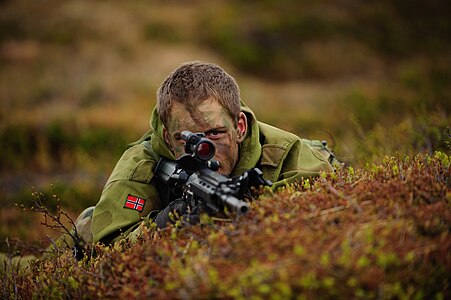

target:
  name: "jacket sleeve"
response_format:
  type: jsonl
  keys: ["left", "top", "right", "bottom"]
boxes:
{"left": 91, "top": 142, "right": 163, "bottom": 243}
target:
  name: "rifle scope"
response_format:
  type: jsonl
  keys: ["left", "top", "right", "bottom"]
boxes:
{"left": 181, "top": 131, "right": 215, "bottom": 162}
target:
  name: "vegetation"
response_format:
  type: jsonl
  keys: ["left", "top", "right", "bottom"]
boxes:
{"left": 2, "top": 152, "right": 450, "bottom": 299}
{"left": 0, "top": 0, "right": 449, "bottom": 298}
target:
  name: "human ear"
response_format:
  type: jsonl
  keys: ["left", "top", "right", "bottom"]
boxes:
{"left": 236, "top": 112, "right": 247, "bottom": 143}
{"left": 163, "top": 127, "right": 174, "bottom": 151}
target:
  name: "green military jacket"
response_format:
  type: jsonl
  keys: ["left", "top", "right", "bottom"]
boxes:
{"left": 91, "top": 102, "right": 333, "bottom": 243}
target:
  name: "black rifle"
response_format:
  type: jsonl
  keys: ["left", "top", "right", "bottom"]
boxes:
{"left": 155, "top": 131, "right": 272, "bottom": 214}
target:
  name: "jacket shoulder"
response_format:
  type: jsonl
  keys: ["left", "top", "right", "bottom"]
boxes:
{"left": 107, "top": 140, "right": 159, "bottom": 184}
{"left": 258, "top": 121, "right": 302, "bottom": 167}
{"left": 257, "top": 121, "right": 332, "bottom": 184}
{"left": 258, "top": 121, "right": 299, "bottom": 146}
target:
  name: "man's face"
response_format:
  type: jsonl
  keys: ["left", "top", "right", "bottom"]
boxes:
{"left": 163, "top": 98, "right": 247, "bottom": 176}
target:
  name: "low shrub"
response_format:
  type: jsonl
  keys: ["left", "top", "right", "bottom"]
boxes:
{"left": 2, "top": 152, "right": 449, "bottom": 299}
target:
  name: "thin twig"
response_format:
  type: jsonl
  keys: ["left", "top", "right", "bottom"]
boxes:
{"left": 29, "top": 190, "right": 82, "bottom": 252}
{"left": 6, "top": 238, "right": 18, "bottom": 300}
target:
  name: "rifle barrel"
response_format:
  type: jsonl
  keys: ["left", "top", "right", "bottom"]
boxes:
{"left": 219, "top": 194, "right": 249, "bottom": 214}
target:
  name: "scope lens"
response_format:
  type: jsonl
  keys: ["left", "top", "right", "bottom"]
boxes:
{"left": 196, "top": 142, "right": 213, "bottom": 160}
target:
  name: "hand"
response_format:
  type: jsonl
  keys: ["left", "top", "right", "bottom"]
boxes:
{"left": 154, "top": 199, "right": 188, "bottom": 228}
{"left": 154, "top": 200, "right": 204, "bottom": 229}
{"left": 180, "top": 204, "right": 202, "bottom": 226}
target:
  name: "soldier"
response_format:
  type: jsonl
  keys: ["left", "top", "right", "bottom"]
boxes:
{"left": 90, "top": 61, "right": 336, "bottom": 244}
{"left": 2, "top": 61, "right": 337, "bottom": 272}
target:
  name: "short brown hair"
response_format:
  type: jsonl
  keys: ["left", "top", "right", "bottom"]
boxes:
{"left": 157, "top": 61, "right": 241, "bottom": 127}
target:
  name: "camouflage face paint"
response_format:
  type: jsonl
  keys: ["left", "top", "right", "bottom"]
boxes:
{"left": 165, "top": 98, "right": 243, "bottom": 176}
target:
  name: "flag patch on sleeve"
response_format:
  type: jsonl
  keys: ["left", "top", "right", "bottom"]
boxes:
{"left": 124, "top": 195, "right": 145, "bottom": 212}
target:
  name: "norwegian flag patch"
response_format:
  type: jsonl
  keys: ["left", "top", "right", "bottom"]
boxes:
{"left": 124, "top": 195, "right": 145, "bottom": 212}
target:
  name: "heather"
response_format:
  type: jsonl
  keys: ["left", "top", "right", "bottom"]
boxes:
{"left": 2, "top": 152, "right": 449, "bottom": 299}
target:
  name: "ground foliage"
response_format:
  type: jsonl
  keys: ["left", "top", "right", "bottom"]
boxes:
{"left": 2, "top": 152, "right": 449, "bottom": 299}
{"left": 1, "top": 0, "right": 450, "bottom": 247}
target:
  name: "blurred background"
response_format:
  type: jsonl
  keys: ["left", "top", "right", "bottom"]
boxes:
{"left": 1, "top": 0, "right": 450, "bottom": 249}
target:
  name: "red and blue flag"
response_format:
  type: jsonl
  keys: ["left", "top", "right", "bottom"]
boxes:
{"left": 124, "top": 195, "right": 145, "bottom": 212}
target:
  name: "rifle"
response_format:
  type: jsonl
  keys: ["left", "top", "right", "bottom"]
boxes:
{"left": 155, "top": 131, "right": 272, "bottom": 215}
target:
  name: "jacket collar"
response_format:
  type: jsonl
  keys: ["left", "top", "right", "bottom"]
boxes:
{"left": 230, "top": 101, "right": 262, "bottom": 176}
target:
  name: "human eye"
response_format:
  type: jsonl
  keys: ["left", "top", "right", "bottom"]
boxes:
{"left": 206, "top": 129, "right": 223, "bottom": 139}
